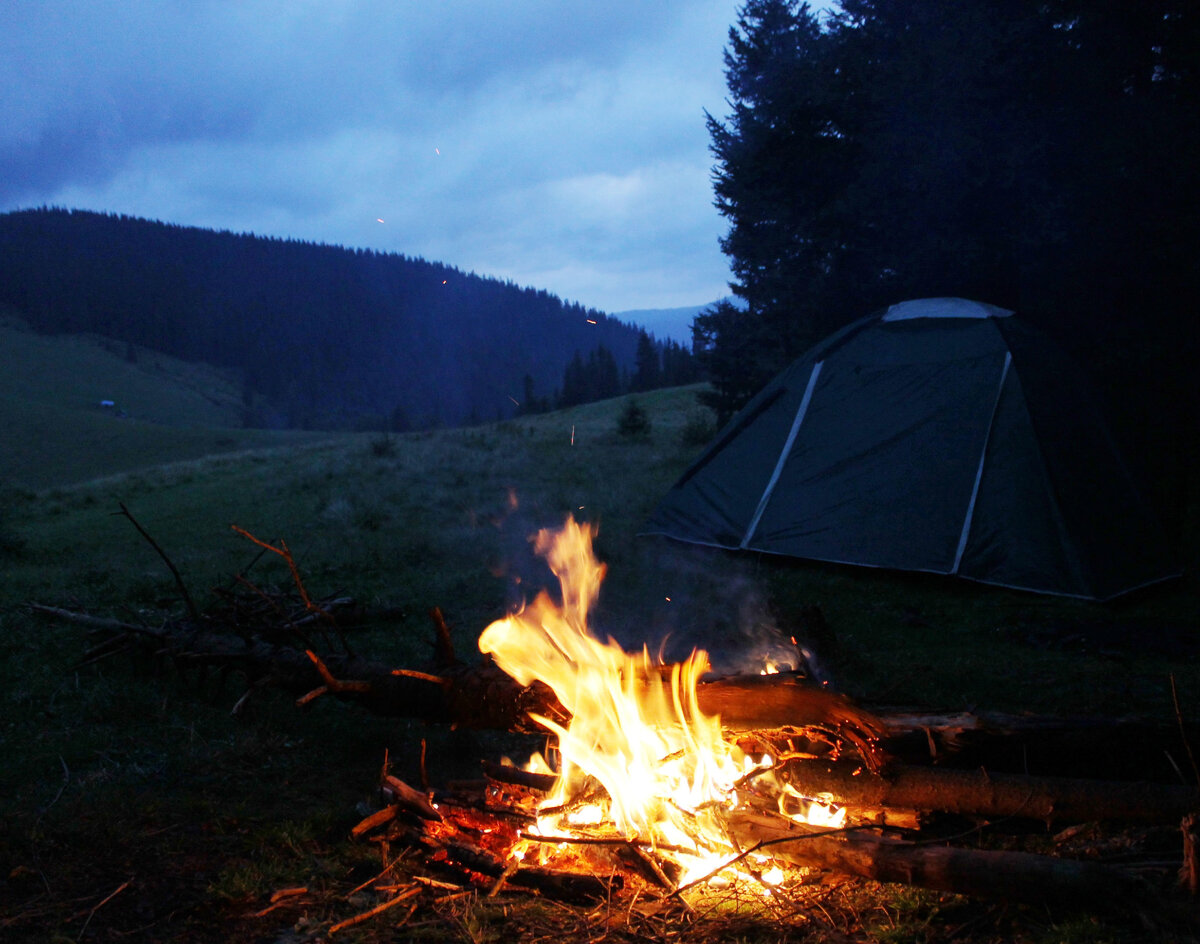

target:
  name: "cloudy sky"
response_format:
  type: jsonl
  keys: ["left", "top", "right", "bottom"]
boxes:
{"left": 1, "top": 1, "right": 748, "bottom": 314}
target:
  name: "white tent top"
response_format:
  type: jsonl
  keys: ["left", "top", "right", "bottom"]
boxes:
{"left": 882, "top": 297, "right": 1013, "bottom": 321}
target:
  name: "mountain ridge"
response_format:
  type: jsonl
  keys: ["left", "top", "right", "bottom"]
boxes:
{"left": 0, "top": 207, "right": 672, "bottom": 430}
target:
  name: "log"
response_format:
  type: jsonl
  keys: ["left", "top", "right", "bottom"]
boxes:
{"left": 724, "top": 811, "right": 1150, "bottom": 906}
{"left": 779, "top": 760, "right": 1200, "bottom": 826}
{"left": 34, "top": 605, "right": 882, "bottom": 741}
{"left": 876, "top": 707, "right": 1200, "bottom": 782}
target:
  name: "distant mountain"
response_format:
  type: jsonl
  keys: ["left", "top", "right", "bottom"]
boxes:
{"left": 0, "top": 208, "right": 665, "bottom": 429}
{"left": 614, "top": 299, "right": 739, "bottom": 347}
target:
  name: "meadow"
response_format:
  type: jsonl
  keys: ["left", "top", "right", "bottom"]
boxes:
{"left": 1, "top": 333, "right": 1196, "bottom": 942}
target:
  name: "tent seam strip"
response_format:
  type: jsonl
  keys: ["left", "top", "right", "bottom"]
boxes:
{"left": 951, "top": 351, "right": 1012, "bottom": 573}
{"left": 740, "top": 360, "right": 824, "bottom": 549}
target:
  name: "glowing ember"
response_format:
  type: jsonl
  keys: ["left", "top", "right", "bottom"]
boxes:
{"left": 478, "top": 516, "right": 844, "bottom": 887}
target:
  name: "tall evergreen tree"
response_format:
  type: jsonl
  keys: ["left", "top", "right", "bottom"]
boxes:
{"left": 699, "top": 0, "right": 847, "bottom": 418}
{"left": 703, "top": 0, "right": 1199, "bottom": 434}
{"left": 631, "top": 331, "right": 662, "bottom": 392}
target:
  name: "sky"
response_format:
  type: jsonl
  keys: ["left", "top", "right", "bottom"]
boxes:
{"left": 1, "top": 1, "right": 746, "bottom": 314}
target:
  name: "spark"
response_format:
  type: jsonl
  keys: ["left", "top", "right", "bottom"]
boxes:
{"left": 508, "top": 396, "right": 520, "bottom": 406}
{"left": 376, "top": 218, "right": 385, "bottom": 223}
{"left": 586, "top": 318, "right": 597, "bottom": 325}
{"left": 435, "top": 147, "right": 441, "bottom": 155}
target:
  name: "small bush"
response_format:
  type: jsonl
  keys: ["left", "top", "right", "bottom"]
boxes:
{"left": 0, "top": 483, "right": 29, "bottom": 557}
{"left": 369, "top": 434, "right": 397, "bottom": 458}
{"left": 617, "top": 399, "right": 652, "bottom": 440}
{"left": 681, "top": 408, "right": 717, "bottom": 446}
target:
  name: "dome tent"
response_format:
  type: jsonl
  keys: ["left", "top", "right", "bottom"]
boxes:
{"left": 644, "top": 298, "right": 1178, "bottom": 600}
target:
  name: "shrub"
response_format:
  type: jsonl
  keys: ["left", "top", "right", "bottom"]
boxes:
{"left": 680, "top": 409, "right": 717, "bottom": 447}
{"left": 369, "top": 434, "right": 397, "bottom": 458}
{"left": 617, "top": 399, "right": 651, "bottom": 440}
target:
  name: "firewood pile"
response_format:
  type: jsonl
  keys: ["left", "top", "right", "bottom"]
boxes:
{"left": 30, "top": 512, "right": 1200, "bottom": 939}
{"left": 340, "top": 741, "right": 1186, "bottom": 910}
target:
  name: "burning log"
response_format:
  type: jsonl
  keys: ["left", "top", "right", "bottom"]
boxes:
{"left": 776, "top": 760, "right": 1200, "bottom": 827}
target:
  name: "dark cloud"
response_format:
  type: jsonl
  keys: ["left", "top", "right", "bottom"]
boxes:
{"left": 0, "top": 1, "right": 739, "bottom": 310}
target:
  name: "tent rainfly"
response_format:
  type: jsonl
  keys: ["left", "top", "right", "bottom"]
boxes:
{"left": 644, "top": 298, "right": 1179, "bottom": 600}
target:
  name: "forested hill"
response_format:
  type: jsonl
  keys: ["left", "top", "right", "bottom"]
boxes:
{"left": 0, "top": 207, "right": 654, "bottom": 429}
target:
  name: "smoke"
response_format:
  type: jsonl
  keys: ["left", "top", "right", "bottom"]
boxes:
{"left": 605, "top": 539, "right": 835, "bottom": 685}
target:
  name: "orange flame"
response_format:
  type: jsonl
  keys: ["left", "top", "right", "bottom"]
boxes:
{"left": 478, "top": 517, "right": 844, "bottom": 884}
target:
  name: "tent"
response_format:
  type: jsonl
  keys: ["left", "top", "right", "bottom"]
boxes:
{"left": 643, "top": 298, "right": 1179, "bottom": 600}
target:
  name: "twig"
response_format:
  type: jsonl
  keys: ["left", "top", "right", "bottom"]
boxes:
{"left": 231, "top": 524, "right": 353, "bottom": 655}
{"left": 487, "top": 860, "right": 521, "bottom": 897}
{"left": 391, "top": 668, "right": 449, "bottom": 685}
{"left": 76, "top": 879, "right": 130, "bottom": 941}
{"left": 301, "top": 649, "right": 371, "bottom": 701}
{"left": 117, "top": 504, "right": 199, "bottom": 622}
{"left": 624, "top": 842, "right": 678, "bottom": 893}
{"left": 1181, "top": 813, "right": 1199, "bottom": 896}
{"left": 29, "top": 604, "right": 142, "bottom": 634}
{"left": 352, "top": 805, "right": 400, "bottom": 837}
{"left": 1169, "top": 673, "right": 1200, "bottom": 788}
{"left": 43, "top": 755, "right": 70, "bottom": 815}
{"left": 250, "top": 887, "right": 309, "bottom": 918}
{"left": 328, "top": 885, "right": 421, "bottom": 935}
{"left": 519, "top": 832, "right": 695, "bottom": 857}
{"left": 669, "top": 825, "right": 870, "bottom": 898}
{"left": 430, "top": 607, "right": 458, "bottom": 666}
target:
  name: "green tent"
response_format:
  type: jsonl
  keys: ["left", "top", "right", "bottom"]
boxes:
{"left": 644, "top": 298, "right": 1178, "bottom": 600}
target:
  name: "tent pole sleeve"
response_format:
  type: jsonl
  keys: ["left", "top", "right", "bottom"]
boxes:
{"left": 952, "top": 352, "right": 1012, "bottom": 573}
{"left": 740, "top": 360, "right": 824, "bottom": 549}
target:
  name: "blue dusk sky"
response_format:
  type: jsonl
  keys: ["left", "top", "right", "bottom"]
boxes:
{"left": 1, "top": 1, "right": 755, "bottom": 313}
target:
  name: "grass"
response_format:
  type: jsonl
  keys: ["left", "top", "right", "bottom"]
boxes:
{"left": 0, "top": 313, "right": 333, "bottom": 488}
{"left": 0, "top": 379, "right": 1197, "bottom": 942}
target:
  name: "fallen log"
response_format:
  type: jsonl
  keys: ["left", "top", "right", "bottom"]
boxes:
{"left": 724, "top": 811, "right": 1151, "bottom": 907}
{"left": 779, "top": 760, "right": 1200, "bottom": 827}
{"left": 876, "top": 707, "right": 1200, "bottom": 783}
{"left": 31, "top": 604, "right": 883, "bottom": 746}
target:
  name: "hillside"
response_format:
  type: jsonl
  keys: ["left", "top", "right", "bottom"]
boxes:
{"left": 0, "top": 208, "right": 669, "bottom": 430}
{"left": 0, "top": 313, "right": 329, "bottom": 489}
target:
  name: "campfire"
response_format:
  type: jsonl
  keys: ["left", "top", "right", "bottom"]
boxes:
{"left": 476, "top": 516, "right": 846, "bottom": 888}
{"left": 346, "top": 517, "right": 1172, "bottom": 917}
{"left": 348, "top": 515, "right": 866, "bottom": 912}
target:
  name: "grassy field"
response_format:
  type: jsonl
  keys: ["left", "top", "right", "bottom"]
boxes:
{"left": 1, "top": 378, "right": 1197, "bottom": 942}
{"left": 0, "top": 313, "right": 332, "bottom": 488}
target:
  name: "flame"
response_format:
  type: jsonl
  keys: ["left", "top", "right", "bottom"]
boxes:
{"left": 478, "top": 517, "right": 844, "bottom": 886}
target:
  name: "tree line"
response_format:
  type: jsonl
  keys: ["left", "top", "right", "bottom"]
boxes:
{"left": 0, "top": 208, "right": 697, "bottom": 429}
{"left": 697, "top": 0, "right": 1198, "bottom": 518}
